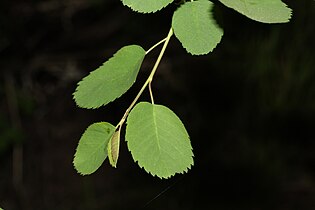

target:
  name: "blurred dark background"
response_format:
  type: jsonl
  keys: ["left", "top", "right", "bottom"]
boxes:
{"left": 0, "top": 0, "right": 314, "bottom": 209}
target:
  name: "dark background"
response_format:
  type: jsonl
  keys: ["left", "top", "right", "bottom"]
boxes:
{"left": 1, "top": 0, "right": 315, "bottom": 209}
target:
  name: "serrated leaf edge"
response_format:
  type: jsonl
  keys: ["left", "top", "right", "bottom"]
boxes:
{"left": 172, "top": 0, "right": 223, "bottom": 56}
{"left": 121, "top": 0, "right": 172, "bottom": 14}
{"left": 73, "top": 45, "right": 145, "bottom": 109}
{"left": 125, "top": 102, "right": 194, "bottom": 179}
{"left": 219, "top": 0, "right": 292, "bottom": 24}
{"left": 127, "top": 143, "right": 194, "bottom": 179}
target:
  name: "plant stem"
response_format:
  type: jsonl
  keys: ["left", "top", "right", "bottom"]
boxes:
{"left": 145, "top": 37, "right": 168, "bottom": 55}
{"left": 149, "top": 82, "right": 154, "bottom": 104}
{"left": 116, "top": 28, "right": 173, "bottom": 129}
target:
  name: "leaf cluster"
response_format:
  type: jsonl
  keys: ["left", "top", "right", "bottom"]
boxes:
{"left": 72, "top": 0, "right": 292, "bottom": 179}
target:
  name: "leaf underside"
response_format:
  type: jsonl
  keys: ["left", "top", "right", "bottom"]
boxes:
{"left": 121, "top": 0, "right": 173, "bottom": 13}
{"left": 73, "top": 45, "right": 145, "bottom": 109}
{"left": 219, "top": 0, "right": 292, "bottom": 23}
{"left": 73, "top": 122, "right": 115, "bottom": 175}
{"left": 172, "top": 0, "right": 223, "bottom": 55}
{"left": 126, "top": 102, "right": 194, "bottom": 179}
{"left": 108, "top": 130, "right": 121, "bottom": 168}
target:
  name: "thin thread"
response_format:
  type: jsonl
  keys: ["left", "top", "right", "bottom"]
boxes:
{"left": 142, "top": 176, "right": 184, "bottom": 208}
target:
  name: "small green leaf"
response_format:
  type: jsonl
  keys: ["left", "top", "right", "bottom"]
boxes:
{"left": 73, "top": 122, "right": 115, "bottom": 175}
{"left": 108, "top": 129, "right": 121, "bottom": 168}
{"left": 126, "top": 102, "right": 194, "bottom": 178}
{"left": 121, "top": 0, "right": 173, "bottom": 13}
{"left": 219, "top": 0, "right": 292, "bottom": 23}
{"left": 73, "top": 45, "right": 145, "bottom": 109}
{"left": 172, "top": 0, "right": 223, "bottom": 55}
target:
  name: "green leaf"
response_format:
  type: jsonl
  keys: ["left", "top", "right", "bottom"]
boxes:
{"left": 73, "top": 45, "right": 146, "bottom": 109}
{"left": 108, "top": 129, "right": 121, "bottom": 168}
{"left": 172, "top": 0, "right": 223, "bottom": 55}
{"left": 121, "top": 0, "right": 173, "bottom": 13}
{"left": 126, "top": 102, "right": 194, "bottom": 178}
{"left": 73, "top": 122, "right": 115, "bottom": 175}
{"left": 219, "top": 0, "right": 292, "bottom": 23}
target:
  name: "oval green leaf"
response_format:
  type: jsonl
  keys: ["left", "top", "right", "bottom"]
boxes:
{"left": 73, "top": 45, "right": 146, "bottom": 109}
{"left": 126, "top": 102, "right": 194, "bottom": 178}
{"left": 108, "top": 129, "right": 121, "bottom": 168}
{"left": 172, "top": 0, "right": 223, "bottom": 55}
{"left": 73, "top": 122, "right": 115, "bottom": 175}
{"left": 219, "top": 0, "right": 292, "bottom": 23}
{"left": 121, "top": 0, "right": 173, "bottom": 13}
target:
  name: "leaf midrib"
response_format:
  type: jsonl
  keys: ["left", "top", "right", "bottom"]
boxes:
{"left": 152, "top": 106, "right": 161, "bottom": 151}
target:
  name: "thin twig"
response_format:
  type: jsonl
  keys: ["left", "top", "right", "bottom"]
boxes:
{"left": 116, "top": 28, "right": 173, "bottom": 129}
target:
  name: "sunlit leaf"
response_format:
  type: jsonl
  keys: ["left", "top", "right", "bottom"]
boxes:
{"left": 219, "top": 0, "right": 292, "bottom": 23}
{"left": 73, "top": 45, "right": 145, "bottom": 109}
{"left": 172, "top": 0, "right": 223, "bottom": 55}
{"left": 126, "top": 102, "right": 194, "bottom": 178}
{"left": 73, "top": 122, "right": 115, "bottom": 175}
{"left": 121, "top": 0, "right": 173, "bottom": 13}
